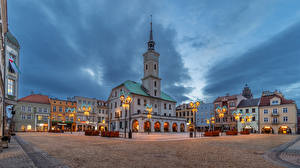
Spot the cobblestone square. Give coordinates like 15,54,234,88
16,133,298,168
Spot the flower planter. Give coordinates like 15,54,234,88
226,131,238,136
204,131,220,136
240,131,250,135
101,131,119,137
85,130,100,136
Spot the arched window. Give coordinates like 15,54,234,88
154,90,157,96
154,81,157,87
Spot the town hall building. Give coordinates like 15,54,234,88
107,20,186,133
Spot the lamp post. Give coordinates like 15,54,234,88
232,111,242,132
145,104,152,135
216,106,227,134
120,91,132,139
190,101,200,138
82,104,91,130
206,116,215,131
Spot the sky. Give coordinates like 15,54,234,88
7,0,300,106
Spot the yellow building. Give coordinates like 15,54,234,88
50,98,77,132
259,91,297,134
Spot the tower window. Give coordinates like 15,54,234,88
154,90,157,96
154,81,157,87
154,64,157,70
146,64,148,70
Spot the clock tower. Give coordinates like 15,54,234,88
142,17,161,98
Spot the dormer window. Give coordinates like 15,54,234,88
271,100,279,105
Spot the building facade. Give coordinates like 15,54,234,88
196,103,214,131
50,98,77,131
96,100,108,131
297,109,300,134
14,94,50,132
259,91,297,134
236,98,260,133
176,104,193,123
71,96,97,131
107,20,186,133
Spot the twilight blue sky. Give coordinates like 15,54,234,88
7,0,300,106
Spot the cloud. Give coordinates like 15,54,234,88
8,0,192,102
203,21,300,105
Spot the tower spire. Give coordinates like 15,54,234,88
148,15,155,50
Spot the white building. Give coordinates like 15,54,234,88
236,98,260,133
107,20,186,133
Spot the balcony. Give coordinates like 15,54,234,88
271,113,279,117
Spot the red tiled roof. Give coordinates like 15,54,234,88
214,94,240,102
259,94,294,106
18,94,50,104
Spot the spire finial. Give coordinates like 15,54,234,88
148,14,155,50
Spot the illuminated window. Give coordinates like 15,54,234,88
38,115,42,120
27,125,32,131
8,79,15,96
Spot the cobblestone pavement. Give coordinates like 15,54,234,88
279,136,300,167
18,132,298,168
0,136,36,168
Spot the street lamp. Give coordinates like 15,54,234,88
119,91,133,139
216,105,227,133
206,116,216,131
145,104,152,135
190,101,200,138
232,111,242,131
81,104,91,130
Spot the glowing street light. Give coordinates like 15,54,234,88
119,91,133,139
190,101,201,138
145,104,152,134
216,105,227,132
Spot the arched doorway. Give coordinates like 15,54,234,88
144,121,151,132
132,120,139,132
154,122,161,132
164,122,169,132
262,126,273,134
172,123,178,132
278,126,292,134
99,126,105,132
180,123,185,132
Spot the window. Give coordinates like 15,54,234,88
264,117,268,122
271,100,279,105
115,102,117,108
43,108,48,113
252,116,255,121
169,104,171,110
183,112,185,116
53,106,56,112
264,109,268,114
246,109,249,113
179,112,182,117
27,114,32,120
164,113,166,116
230,102,235,107
272,117,278,123
137,110,141,114
137,99,141,105
164,104,167,109
154,90,157,96
146,64,148,70
155,104,157,108
144,99,147,106
21,106,25,112
38,115,42,120
59,107,62,112
154,81,157,87
38,107,42,113
273,108,278,114
28,106,31,112
78,100,82,104
120,122,123,129
283,116,288,122
120,101,122,107
154,64,157,70
7,79,15,96
252,108,255,113
283,108,288,113
187,111,189,116
21,114,26,120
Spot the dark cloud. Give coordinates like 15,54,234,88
8,1,191,102
204,22,300,104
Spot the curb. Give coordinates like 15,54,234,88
264,136,300,168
